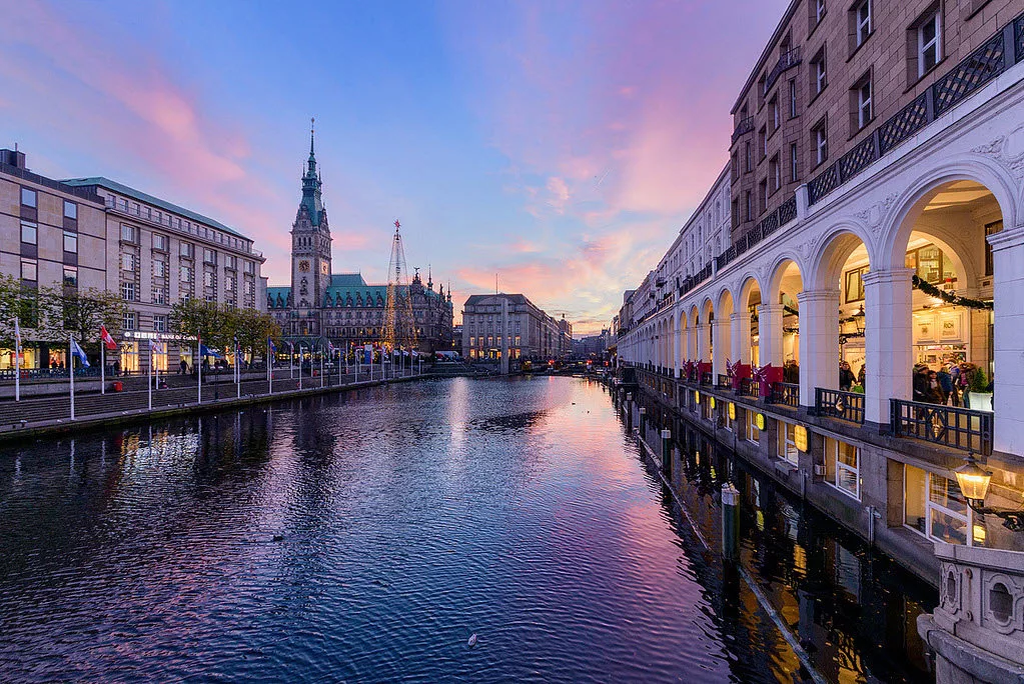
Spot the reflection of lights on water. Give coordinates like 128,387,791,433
756,510,765,531
793,543,807,571
694,451,700,466
710,466,717,480
973,524,986,545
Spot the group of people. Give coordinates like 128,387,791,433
912,362,988,407
838,361,866,392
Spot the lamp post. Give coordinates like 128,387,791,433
955,454,1024,532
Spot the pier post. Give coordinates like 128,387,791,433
721,483,740,561
639,407,646,437
661,429,671,476
625,393,633,431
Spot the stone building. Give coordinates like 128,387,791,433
462,293,570,361
266,131,453,354
0,148,265,373
617,2,1024,679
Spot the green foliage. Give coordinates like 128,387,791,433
0,274,39,346
169,299,280,356
970,368,990,394
234,308,281,356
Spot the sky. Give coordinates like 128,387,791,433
1,0,788,335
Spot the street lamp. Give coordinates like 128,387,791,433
955,453,1024,532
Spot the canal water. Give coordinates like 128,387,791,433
0,377,935,682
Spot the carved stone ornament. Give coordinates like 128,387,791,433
854,192,899,240
972,126,1024,181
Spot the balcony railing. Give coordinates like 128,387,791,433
717,374,731,389
769,382,799,407
763,47,801,95
700,371,713,386
814,387,865,424
739,378,760,399
890,399,993,455
731,116,754,143
808,11,1021,206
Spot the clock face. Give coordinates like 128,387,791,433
299,260,310,272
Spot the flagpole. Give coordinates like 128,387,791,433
69,333,75,420
299,345,303,390
320,345,324,388
268,340,273,394
236,339,241,399
14,316,20,402
148,346,153,411
197,330,202,404
290,344,294,380
338,349,342,386
101,342,105,395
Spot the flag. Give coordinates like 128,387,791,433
327,339,336,355
287,341,294,353
70,338,90,367
199,344,222,359
14,318,21,353
149,339,164,354
268,339,277,354
100,325,117,350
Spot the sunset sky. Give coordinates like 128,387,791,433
2,0,788,335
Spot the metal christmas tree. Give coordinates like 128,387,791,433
382,220,418,353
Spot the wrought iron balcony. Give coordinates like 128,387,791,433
731,116,754,143
814,388,865,424
890,398,993,455
763,47,801,96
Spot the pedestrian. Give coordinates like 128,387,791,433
912,366,930,403
857,364,866,389
113,360,120,376
927,370,944,404
839,361,855,391
179,358,188,375
937,365,954,406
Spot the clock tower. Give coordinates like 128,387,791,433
290,119,332,336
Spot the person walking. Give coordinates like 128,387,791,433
937,365,954,406
913,366,930,403
839,362,855,391
927,370,945,405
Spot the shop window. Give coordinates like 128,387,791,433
825,437,860,499
906,244,956,284
745,409,761,444
905,465,971,546
777,421,799,465
844,265,867,302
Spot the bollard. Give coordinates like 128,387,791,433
639,407,647,437
721,483,740,561
661,429,671,476
625,393,633,430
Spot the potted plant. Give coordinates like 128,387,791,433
967,368,993,412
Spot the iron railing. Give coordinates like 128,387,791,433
731,116,754,143
814,387,865,424
700,371,713,386
890,399,993,455
740,378,760,399
764,47,802,95
717,374,731,389
769,382,800,407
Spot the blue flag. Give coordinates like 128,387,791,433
268,339,276,354
70,338,90,368
200,344,222,359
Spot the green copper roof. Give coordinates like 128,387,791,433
61,177,249,240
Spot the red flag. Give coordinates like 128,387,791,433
100,325,117,350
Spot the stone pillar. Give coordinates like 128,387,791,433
673,318,682,378
696,324,709,363
757,303,785,369
713,315,730,379
730,312,749,365
798,289,841,408
863,268,914,426
990,226,1024,455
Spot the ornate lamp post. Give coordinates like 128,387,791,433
955,454,1024,531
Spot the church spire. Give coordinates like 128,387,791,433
298,117,324,226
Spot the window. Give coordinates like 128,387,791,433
917,9,942,78
180,242,194,258
985,220,1002,276
744,142,752,172
770,96,780,131
224,255,237,270
63,200,77,220
63,266,78,288
153,259,166,277
745,409,760,443
20,187,37,208
153,234,168,251
123,312,137,331
852,72,873,130
153,315,167,332
758,179,768,212
21,258,37,282
812,118,828,166
844,266,867,302
825,437,860,498
853,0,871,47
906,244,956,284
789,79,798,118
121,281,137,301
769,154,781,192
121,253,136,272
225,276,235,291
153,288,167,305
814,0,826,24
20,221,37,245
180,265,194,283
905,465,973,546
63,231,78,254
204,248,217,265
120,224,137,243
203,271,215,288
759,126,767,159
777,421,799,466
244,260,255,275
745,191,753,221
790,143,799,182
811,47,827,96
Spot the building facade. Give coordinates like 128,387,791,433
461,293,570,361
618,0,1024,587
266,133,454,354
0,149,265,373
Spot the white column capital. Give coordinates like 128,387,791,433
730,312,747,323
861,267,914,287
757,303,785,314
987,224,1024,252
796,288,840,305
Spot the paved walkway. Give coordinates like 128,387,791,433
0,367,422,438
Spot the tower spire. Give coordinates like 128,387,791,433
310,117,316,157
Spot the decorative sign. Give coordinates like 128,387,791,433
915,313,936,343
755,413,766,431
709,396,716,410
794,425,809,453
938,310,963,343
694,391,701,405
728,402,736,421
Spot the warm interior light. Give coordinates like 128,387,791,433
955,454,992,508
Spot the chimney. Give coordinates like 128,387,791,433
0,148,27,169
